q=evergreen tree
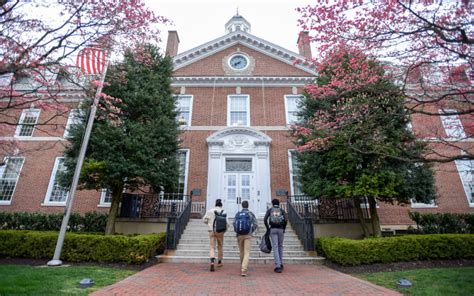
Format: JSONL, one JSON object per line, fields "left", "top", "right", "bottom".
{"left": 293, "top": 46, "right": 436, "bottom": 237}
{"left": 62, "top": 45, "right": 180, "bottom": 234}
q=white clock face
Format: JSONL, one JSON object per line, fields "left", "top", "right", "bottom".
{"left": 229, "top": 55, "right": 248, "bottom": 70}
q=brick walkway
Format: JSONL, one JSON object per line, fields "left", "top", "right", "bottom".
{"left": 91, "top": 263, "right": 401, "bottom": 296}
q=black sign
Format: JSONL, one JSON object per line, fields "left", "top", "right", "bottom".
{"left": 191, "top": 188, "right": 201, "bottom": 196}
{"left": 275, "top": 189, "right": 287, "bottom": 196}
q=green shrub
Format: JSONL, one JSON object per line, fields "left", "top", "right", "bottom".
{"left": 409, "top": 212, "right": 473, "bottom": 234}
{"left": 0, "top": 230, "right": 166, "bottom": 264}
{"left": 0, "top": 212, "right": 107, "bottom": 232}
{"left": 317, "top": 234, "right": 474, "bottom": 266}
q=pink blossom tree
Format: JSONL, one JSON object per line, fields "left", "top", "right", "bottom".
{"left": 297, "top": 0, "right": 473, "bottom": 162}
{"left": 0, "top": 0, "right": 169, "bottom": 156}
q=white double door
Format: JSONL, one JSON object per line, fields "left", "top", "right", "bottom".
{"left": 224, "top": 172, "right": 255, "bottom": 217}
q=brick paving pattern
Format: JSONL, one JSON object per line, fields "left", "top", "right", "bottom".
{"left": 91, "top": 263, "right": 401, "bottom": 296}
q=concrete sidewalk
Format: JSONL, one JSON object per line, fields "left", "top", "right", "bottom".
{"left": 91, "top": 263, "right": 401, "bottom": 296}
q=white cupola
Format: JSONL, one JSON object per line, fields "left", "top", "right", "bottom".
{"left": 225, "top": 11, "right": 251, "bottom": 34}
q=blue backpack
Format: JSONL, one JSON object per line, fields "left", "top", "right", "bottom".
{"left": 234, "top": 210, "right": 252, "bottom": 235}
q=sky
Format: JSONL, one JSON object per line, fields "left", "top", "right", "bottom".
{"left": 147, "top": 0, "right": 313, "bottom": 54}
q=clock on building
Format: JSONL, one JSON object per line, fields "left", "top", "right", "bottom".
{"left": 229, "top": 54, "right": 248, "bottom": 70}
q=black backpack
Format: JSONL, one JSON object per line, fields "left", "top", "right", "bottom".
{"left": 213, "top": 210, "right": 227, "bottom": 233}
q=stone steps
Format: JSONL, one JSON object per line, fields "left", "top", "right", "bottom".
{"left": 157, "top": 218, "right": 325, "bottom": 265}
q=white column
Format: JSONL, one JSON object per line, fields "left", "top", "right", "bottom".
{"left": 206, "top": 150, "right": 222, "bottom": 211}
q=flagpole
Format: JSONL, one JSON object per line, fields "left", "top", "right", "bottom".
{"left": 48, "top": 60, "right": 109, "bottom": 267}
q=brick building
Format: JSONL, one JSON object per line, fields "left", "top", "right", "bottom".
{"left": 0, "top": 14, "right": 472, "bottom": 232}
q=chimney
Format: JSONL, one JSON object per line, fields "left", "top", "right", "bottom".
{"left": 297, "top": 31, "right": 312, "bottom": 59}
{"left": 165, "top": 31, "right": 180, "bottom": 57}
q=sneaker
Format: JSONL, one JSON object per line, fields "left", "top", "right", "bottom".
{"left": 241, "top": 271, "right": 247, "bottom": 277}
{"left": 274, "top": 267, "right": 282, "bottom": 273}
{"left": 217, "top": 260, "right": 223, "bottom": 267}
{"left": 210, "top": 263, "right": 215, "bottom": 272}
{"left": 281, "top": 265, "right": 284, "bottom": 270}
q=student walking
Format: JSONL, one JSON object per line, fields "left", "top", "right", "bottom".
{"left": 264, "top": 199, "right": 287, "bottom": 273}
{"left": 203, "top": 199, "right": 228, "bottom": 272}
{"left": 233, "top": 200, "right": 258, "bottom": 277}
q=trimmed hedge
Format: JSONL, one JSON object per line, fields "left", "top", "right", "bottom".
{"left": 317, "top": 234, "right": 474, "bottom": 266}
{"left": 0, "top": 230, "right": 166, "bottom": 264}
{"left": 0, "top": 212, "right": 107, "bottom": 232}
{"left": 409, "top": 212, "right": 474, "bottom": 234}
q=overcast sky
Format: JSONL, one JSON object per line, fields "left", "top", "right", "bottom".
{"left": 148, "top": 0, "right": 313, "bottom": 54}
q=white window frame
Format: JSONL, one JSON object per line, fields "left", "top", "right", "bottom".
{"left": 455, "top": 159, "right": 474, "bottom": 207}
{"left": 288, "top": 150, "right": 303, "bottom": 197}
{"left": 178, "top": 149, "right": 190, "bottom": 195}
{"left": 439, "top": 109, "right": 466, "bottom": 139}
{"left": 63, "top": 109, "right": 82, "bottom": 138}
{"left": 0, "top": 156, "right": 25, "bottom": 205}
{"left": 161, "top": 149, "right": 190, "bottom": 202}
{"left": 43, "top": 157, "right": 69, "bottom": 206}
{"left": 227, "top": 95, "right": 250, "bottom": 127}
{"left": 176, "top": 95, "right": 193, "bottom": 127}
{"left": 284, "top": 95, "right": 302, "bottom": 125}
{"left": 98, "top": 188, "right": 112, "bottom": 207}
{"left": 15, "top": 109, "right": 40, "bottom": 137}
{"left": 411, "top": 199, "right": 437, "bottom": 208}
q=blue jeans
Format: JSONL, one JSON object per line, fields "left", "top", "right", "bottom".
{"left": 270, "top": 228, "right": 284, "bottom": 268}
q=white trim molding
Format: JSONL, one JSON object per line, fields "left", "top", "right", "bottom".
{"left": 171, "top": 76, "right": 315, "bottom": 87}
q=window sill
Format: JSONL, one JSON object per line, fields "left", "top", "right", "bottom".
{"left": 411, "top": 204, "right": 438, "bottom": 209}
{"left": 0, "top": 201, "right": 12, "bottom": 205}
{"left": 97, "top": 204, "right": 111, "bottom": 208}
{"left": 469, "top": 203, "right": 474, "bottom": 208}
{"left": 41, "top": 202, "right": 66, "bottom": 207}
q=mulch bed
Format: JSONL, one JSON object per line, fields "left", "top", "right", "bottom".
{"left": 324, "top": 259, "right": 474, "bottom": 274}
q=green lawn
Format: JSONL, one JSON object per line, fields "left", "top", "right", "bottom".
{"left": 358, "top": 267, "right": 474, "bottom": 296}
{"left": 0, "top": 264, "right": 135, "bottom": 295}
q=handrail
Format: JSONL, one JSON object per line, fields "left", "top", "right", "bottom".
{"left": 286, "top": 194, "right": 315, "bottom": 251}
{"left": 165, "top": 194, "right": 192, "bottom": 250}
{"left": 287, "top": 194, "right": 371, "bottom": 223}
{"left": 119, "top": 193, "right": 192, "bottom": 218}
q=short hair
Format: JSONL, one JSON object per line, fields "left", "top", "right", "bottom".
{"left": 241, "top": 200, "right": 249, "bottom": 208}
{"left": 272, "top": 199, "right": 280, "bottom": 206}
{"left": 215, "top": 199, "right": 223, "bottom": 207}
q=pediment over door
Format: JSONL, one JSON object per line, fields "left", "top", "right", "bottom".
{"left": 207, "top": 127, "right": 272, "bottom": 153}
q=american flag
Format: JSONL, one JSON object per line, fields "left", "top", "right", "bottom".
{"left": 76, "top": 47, "right": 107, "bottom": 75}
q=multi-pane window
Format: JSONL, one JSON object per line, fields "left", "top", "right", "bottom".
{"left": 64, "top": 109, "right": 82, "bottom": 138}
{"left": 0, "top": 157, "right": 24, "bottom": 203}
{"left": 455, "top": 160, "right": 474, "bottom": 206}
{"left": 15, "top": 109, "right": 40, "bottom": 137}
{"left": 440, "top": 109, "right": 466, "bottom": 139}
{"left": 44, "top": 157, "right": 69, "bottom": 203}
{"left": 99, "top": 188, "right": 112, "bottom": 205}
{"left": 176, "top": 150, "right": 189, "bottom": 194}
{"left": 285, "top": 95, "right": 302, "bottom": 125}
{"left": 288, "top": 150, "right": 303, "bottom": 196}
{"left": 176, "top": 95, "right": 193, "bottom": 127}
{"left": 409, "top": 163, "right": 436, "bottom": 208}
{"left": 228, "top": 95, "right": 249, "bottom": 126}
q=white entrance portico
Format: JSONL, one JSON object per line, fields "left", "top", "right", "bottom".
{"left": 206, "top": 127, "right": 272, "bottom": 217}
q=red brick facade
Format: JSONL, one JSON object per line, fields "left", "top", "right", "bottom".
{"left": 1, "top": 16, "right": 472, "bottom": 228}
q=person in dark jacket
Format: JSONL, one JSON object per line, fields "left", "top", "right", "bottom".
{"left": 264, "top": 198, "right": 287, "bottom": 273}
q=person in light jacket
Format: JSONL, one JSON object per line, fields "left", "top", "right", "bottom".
{"left": 203, "top": 199, "right": 228, "bottom": 271}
